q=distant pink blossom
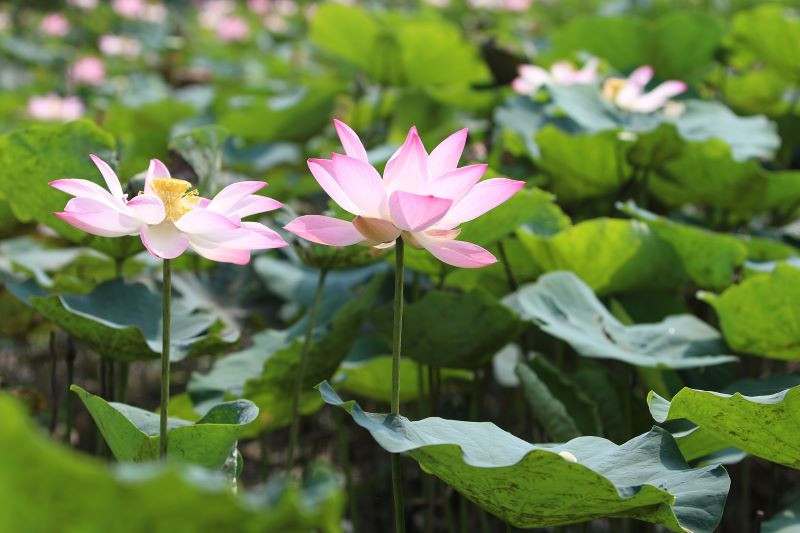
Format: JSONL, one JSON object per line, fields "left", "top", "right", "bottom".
{"left": 602, "top": 66, "right": 687, "bottom": 113}
{"left": 99, "top": 35, "right": 142, "bottom": 58}
{"left": 51, "top": 157, "right": 287, "bottom": 264}
{"left": 0, "top": 11, "right": 9, "bottom": 31}
{"left": 40, "top": 13, "right": 70, "bottom": 37}
{"left": 284, "top": 120, "right": 525, "bottom": 269}
{"left": 512, "top": 58, "right": 599, "bottom": 95}
{"left": 247, "top": 0, "right": 270, "bottom": 14}
{"left": 28, "top": 94, "right": 85, "bottom": 122}
{"left": 217, "top": 16, "right": 250, "bottom": 41}
{"left": 112, "top": 0, "right": 166, "bottom": 22}
{"left": 197, "top": 0, "right": 234, "bottom": 28}
{"left": 67, "top": 0, "right": 99, "bottom": 9}
{"left": 68, "top": 56, "right": 106, "bottom": 86}
{"left": 468, "top": 0, "right": 532, "bottom": 10}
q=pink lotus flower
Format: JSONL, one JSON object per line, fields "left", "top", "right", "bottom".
{"left": 512, "top": 58, "right": 599, "bottom": 95}
{"left": 217, "top": 16, "right": 250, "bottom": 42}
{"left": 51, "top": 157, "right": 288, "bottom": 264}
{"left": 99, "top": 35, "right": 142, "bottom": 58}
{"left": 112, "top": 0, "right": 166, "bottom": 22}
{"left": 602, "top": 66, "right": 687, "bottom": 113}
{"left": 469, "top": 0, "right": 531, "bottom": 10}
{"left": 68, "top": 56, "right": 106, "bottom": 86}
{"left": 284, "top": 121, "right": 525, "bottom": 268}
{"left": 27, "top": 94, "right": 85, "bottom": 122}
{"left": 40, "top": 13, "right": 70, "bottom": 37}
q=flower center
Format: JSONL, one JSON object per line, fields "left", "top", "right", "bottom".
{"left": 601, "top": 78, "right": 626, "bottom": 104}
{"left": 149, "top": 177, "right": 200, "bottom": 221}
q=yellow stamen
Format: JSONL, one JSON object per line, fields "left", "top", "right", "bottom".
{"left": 149, "top": 177, "right": 200, "bottom": 221}
{"left": 601, "top": 77, "right": 626, "bottom": 104}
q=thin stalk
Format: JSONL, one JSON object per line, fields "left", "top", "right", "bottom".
{"left": 260, "top": 432, "right": 269, "bottom": 482}
{"left": 117, "top": 362, "right": 129, "bottom": 403}
{"left": 390, "top": 238, "right": 406, "bottom": 532}
{"left": 49, "top": 331, "right": 59, "bottom": 435}
{"left": 286, "top": 267, "right": 329, "bottom": 472}
{"left": 65, "top": 337, "right": 76, "bottom": 445}
{"left": 160, "top": 259, "right": 172, "bottom": 458}
{"left": 335, "top": 408, "right": 359, "bottom": 533}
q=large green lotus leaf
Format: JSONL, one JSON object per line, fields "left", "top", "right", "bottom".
{"left": 518, "top": 218, "right": 687, "bottom": 295}
{"left": 698, "top": 263, "right": 800, "bottom": 360}
{"left": 72, "top": 385, "right": 257, "bottom": 468}
{"left": 215, "top": 83, "right": 338, "bottom": 144}
{"left": 671, "top": 100, "right": 779, "bottom": 161}
{"left": 549, "top": 16, "right": 648, "bottom": 73}
{"left": 189, "top": 274, "right": 383, "bottom": 429}
{"left": 505, "top": 271, "right": 737, "bottom": 369}
{"left": 534, "top": 126, "right": 630, "bottom": 204}
{"left": 0, "top": 236, "right": 114, "bottom": 292}
{"left": 310, "top": 3, "right": 379, "bottom": 71}
{"left": 7, "top": 278, "right": 238, "bottom": 362}
{"left": 618, "top": 202, "right": 748, "bottom": 291}
{"left": 550, "top": 13, "right": 723, "bottom": 80}
{"left": 105, "top": 100, "right": 195, "bottom": 178}
{"left": 648, "top": 384, "right": 800, "bottom": 469}
{"left": 722, "top": 68, "right": 791, "bottom": 116}
{"left": 0, "top": 120, "right": 116, "bottom": 242}
{"left": 547, "top": 87, "right": 778, "bottom": 162}
{"left": 396, "top": 18, "right": 489, "bottom": 87}
{"left": 318, "top": 382, "right": 729, "bottom": 532}
{"left": 379, "top": 289, "right": 524, "bottom": 369}
{"left": 334, "top": 355, "right": 472, "bottom": 403}
{"left": 654, "top": 374, "right": 800, "bottom": 465}
{"left": 651, "top": 140, "right": 800, "bottom": 212}
{"left": 0, "top": 394, "right": 344, "bottom": 532}
{"left": 763, "top": 500, "right": 800, "bottom": 533}
{"left": 730, "top": 4, "right": 800, "bottom": 82}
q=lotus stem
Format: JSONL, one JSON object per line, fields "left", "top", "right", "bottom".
{"left": 65, "top": 337, "right": 76, "bottom": 445}
{"left": 391, "top": 237, "right": 406, "bottom": 532}
{"left": 286, "top": 267, "right": 329, "bottom": 472}
{"left": 49, "top": 331, "right": 59, "bottom": 436}
{"left": 160, "top": 258, "right": 172, "bottom": 458}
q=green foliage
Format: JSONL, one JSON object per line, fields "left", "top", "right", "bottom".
{"left": 0, "top": 394, "right": 344, "bottom": 533}
{"left": 105, "top": 100, "right": 195, "bottom": 178}
{"left": 699, "top": 263, "right": 800, "bottom": 360}
{"left": 72, "top": 385, "right": 257, "bottom": 468}
{"left": 381, "top": 289, "right": 524, "bottom": 369}
{"left": 649, "top": 380, "right": 800, "bottom": 468}
{"left": 319, "top": 382, "right": 729, "bottom": 532}
{"left": 189, "top": 273, "right": 383, "bottom": 429}
{"left": 518, "top": 218, "right": 687, "bottom": 294}
{"left": 506, "top": 271, "right": 737, "bottom": 368}
{"left": 0, "top": 120, "right": 116, "bottom": 241}
{"left": 7, "top": 278, "right": 237, "bottom": 362}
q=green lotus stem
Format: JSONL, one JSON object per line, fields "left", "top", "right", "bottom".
{"left": 286, "top": 267, "right": 329, "bottom": 471}
{"left": 117, "top": 362, "right": 129, "bottom": 403}
{"left": 335, "top": 408, "right": 359, "bottom": 533}
{"left": 49, "top": 331, "right": 59, "bottom": 436}
{"left": 390, "top": 237, "right": 406, "bottom": 532}
{"left": 65, "top": 337, "right": 76, "bottom": 445}
{"left": 160, "top": 258, "right": 172, "bottom": 459}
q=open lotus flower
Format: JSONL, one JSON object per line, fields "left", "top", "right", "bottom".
{"left": 512, "top": 58, "right": 599, "bottom": 95}
{"left": 284, "top": 121, "right": 525, "bottom": 268}
{"left": 602, "top": 66, "right": 687, "bottom": 113}
{"left": 51, "top": 156, "right": 287, "bottom": 264}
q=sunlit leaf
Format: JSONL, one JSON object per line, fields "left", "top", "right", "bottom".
{"left": 319, "top": 382, "right": 729, "bottom": 532}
